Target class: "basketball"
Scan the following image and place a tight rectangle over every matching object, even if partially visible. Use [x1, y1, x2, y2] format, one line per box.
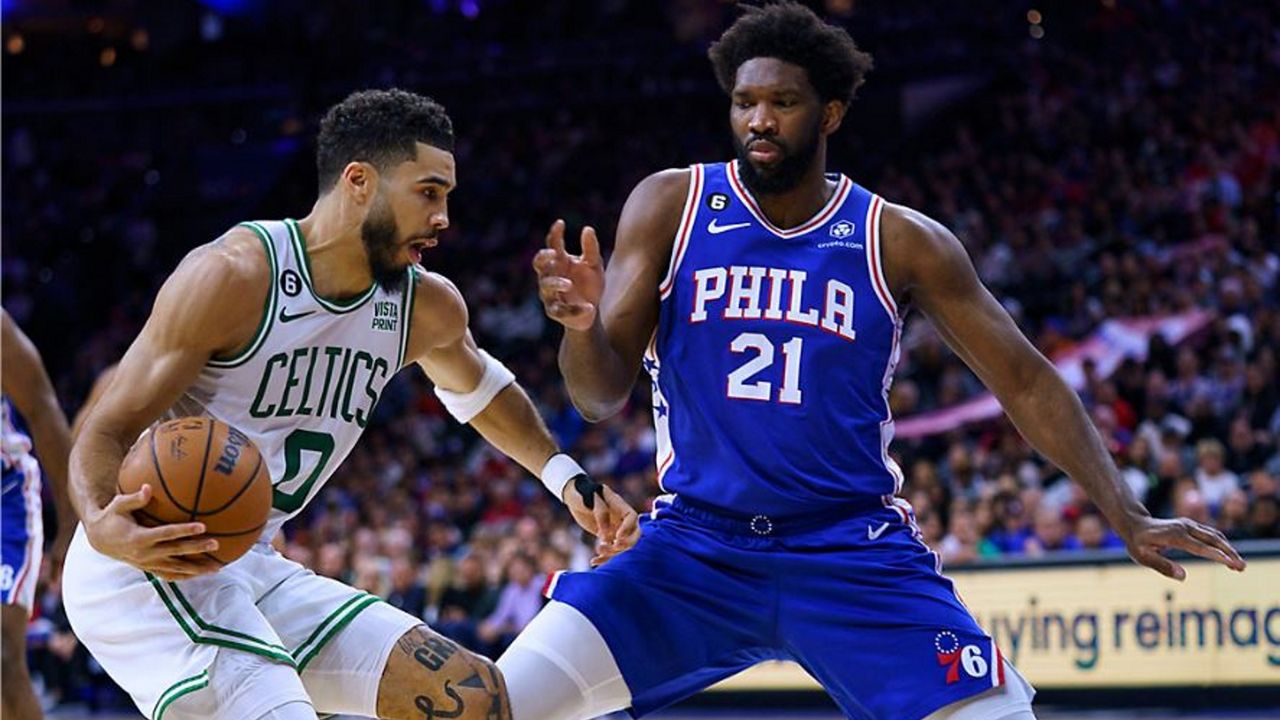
[118, 416, 271, 565]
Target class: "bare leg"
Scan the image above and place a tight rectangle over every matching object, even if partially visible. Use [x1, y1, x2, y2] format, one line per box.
[1, 603, 43, 720]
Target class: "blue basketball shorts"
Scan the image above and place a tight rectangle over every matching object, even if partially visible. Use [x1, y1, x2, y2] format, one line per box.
[2, 456, 44, 612]
[545, 495, 1010, 719]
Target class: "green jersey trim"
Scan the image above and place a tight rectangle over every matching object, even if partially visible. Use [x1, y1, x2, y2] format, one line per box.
[397, 266, 417, 369]
[284, 218, 377, 313]
[208, 222, 279, 368]
[292, 592, 381, 671]
[152, 670, 209, 720]
[146, 574, 297, 667]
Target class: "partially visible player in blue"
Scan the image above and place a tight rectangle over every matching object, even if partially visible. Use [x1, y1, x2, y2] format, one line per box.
[2, 308, 75, 719]
[509, 3, 1248, 719]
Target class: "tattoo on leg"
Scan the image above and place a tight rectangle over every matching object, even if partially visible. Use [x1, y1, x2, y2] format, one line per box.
[414, 680, 465, 719]
[413, 633, 459, 672]
[393, 626, 511, 720]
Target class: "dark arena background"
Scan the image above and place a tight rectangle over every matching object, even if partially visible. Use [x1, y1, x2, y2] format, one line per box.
[2, 0, 1277, 718]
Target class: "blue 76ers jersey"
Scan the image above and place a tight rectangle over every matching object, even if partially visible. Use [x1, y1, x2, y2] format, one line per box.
[646, 161, 904, 517]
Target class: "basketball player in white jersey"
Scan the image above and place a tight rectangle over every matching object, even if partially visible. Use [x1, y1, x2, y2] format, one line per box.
[63, 89, 639, 720]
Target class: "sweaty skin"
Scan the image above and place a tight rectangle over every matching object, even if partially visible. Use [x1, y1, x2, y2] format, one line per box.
[535, 57, 1244, 581]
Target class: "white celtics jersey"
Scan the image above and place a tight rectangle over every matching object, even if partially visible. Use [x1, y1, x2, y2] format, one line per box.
[169, 219, 416, 541]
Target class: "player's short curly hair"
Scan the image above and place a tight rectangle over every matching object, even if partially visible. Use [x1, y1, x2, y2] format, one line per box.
[708, 1, 874, 104]
[316, 88, 455, 190]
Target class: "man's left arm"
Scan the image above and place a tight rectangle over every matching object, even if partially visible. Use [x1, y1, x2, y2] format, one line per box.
[409, 272, 639, 558]
[1, 309, 75, 578]
[881, 205, 1245, 580]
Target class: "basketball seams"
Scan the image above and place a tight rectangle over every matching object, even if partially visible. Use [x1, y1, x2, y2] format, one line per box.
[192, 450, 263, 517]
[198, 521, 267, 538]
[129, 417, 269, 564]
[150, 426, 195, 514]
[187, 421, 216, 522]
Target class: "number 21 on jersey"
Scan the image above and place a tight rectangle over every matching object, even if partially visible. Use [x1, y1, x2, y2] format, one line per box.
[727, 333, 804, 404]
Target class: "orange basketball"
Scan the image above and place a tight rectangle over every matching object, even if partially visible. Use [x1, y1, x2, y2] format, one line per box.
[118, 416, 271, 565]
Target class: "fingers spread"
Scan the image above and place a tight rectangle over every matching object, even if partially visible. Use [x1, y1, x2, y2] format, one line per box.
[150, 536, 220, 560]
[539, 277, 573, 295]
[1189, 523, 1247, 570]
[1134, 547, 1185, 581]
[545, 219, 567, 253]
[142, 522, 208, 547]
[111, 484, 152, 512]
[532, 248, 564, 275]
[581, 226, 602, 265]
[1166, 530, 1236, 568]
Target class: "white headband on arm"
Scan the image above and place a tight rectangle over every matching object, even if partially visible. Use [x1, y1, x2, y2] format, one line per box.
[433, 349, 516, 424]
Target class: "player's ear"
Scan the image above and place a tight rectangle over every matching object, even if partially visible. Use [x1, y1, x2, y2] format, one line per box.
[821, 100, 847, 136]
[340, 161, 378, 205]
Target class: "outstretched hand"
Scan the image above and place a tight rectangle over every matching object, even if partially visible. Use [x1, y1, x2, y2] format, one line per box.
[534, 219, 605, 332]
[1122, 514, 1246, 580]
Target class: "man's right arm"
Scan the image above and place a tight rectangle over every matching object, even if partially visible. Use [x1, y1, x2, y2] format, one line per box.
[538, 169, 689, 421]
[71, 229, 267, 579]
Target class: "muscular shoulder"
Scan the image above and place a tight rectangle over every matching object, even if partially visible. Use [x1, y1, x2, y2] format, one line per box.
[620, 168, 691, 233]
[878, 202, 974, 306]
[176, 226, 272, 298]
[612, 167, 694, 273]
[408, 268, 468, 352]
[153, 226, 271, 352]
[629, 167, 692, 209]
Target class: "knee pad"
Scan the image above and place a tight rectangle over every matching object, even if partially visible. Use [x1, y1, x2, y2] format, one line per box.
[498, 600, 631, 720]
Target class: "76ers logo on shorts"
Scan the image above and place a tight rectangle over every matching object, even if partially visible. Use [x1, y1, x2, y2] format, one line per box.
[934, 631, 989, 684]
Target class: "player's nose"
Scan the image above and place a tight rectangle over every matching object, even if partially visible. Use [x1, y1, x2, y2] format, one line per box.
[748, 106, 777, 134]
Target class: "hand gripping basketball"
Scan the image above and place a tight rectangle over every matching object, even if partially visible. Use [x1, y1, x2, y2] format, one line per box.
[83, 484, 222, 582]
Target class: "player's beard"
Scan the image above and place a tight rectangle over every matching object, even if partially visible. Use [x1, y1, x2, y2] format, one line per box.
[361, 193, 411, 293]
[733, 117, 822, 196]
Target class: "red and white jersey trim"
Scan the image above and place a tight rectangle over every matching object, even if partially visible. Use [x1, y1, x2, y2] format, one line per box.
[5, 455, 43, 613]
[726, 161, 853, 239]
[658, 164, 705, 300]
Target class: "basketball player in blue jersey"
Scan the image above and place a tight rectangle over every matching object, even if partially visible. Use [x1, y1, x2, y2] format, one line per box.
[514, 3, 1248, 719]
[2, 308, 75, 719]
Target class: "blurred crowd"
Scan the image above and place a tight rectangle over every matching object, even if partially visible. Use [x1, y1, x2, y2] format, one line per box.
[2, 0, 1277, 711]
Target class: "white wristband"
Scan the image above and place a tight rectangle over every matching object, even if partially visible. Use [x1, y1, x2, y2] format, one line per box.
[434, 349, 516, 424]
[540, 453, 585, 502]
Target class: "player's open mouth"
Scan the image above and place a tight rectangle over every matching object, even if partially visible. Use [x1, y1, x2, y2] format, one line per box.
[408, 238, 435, 262]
